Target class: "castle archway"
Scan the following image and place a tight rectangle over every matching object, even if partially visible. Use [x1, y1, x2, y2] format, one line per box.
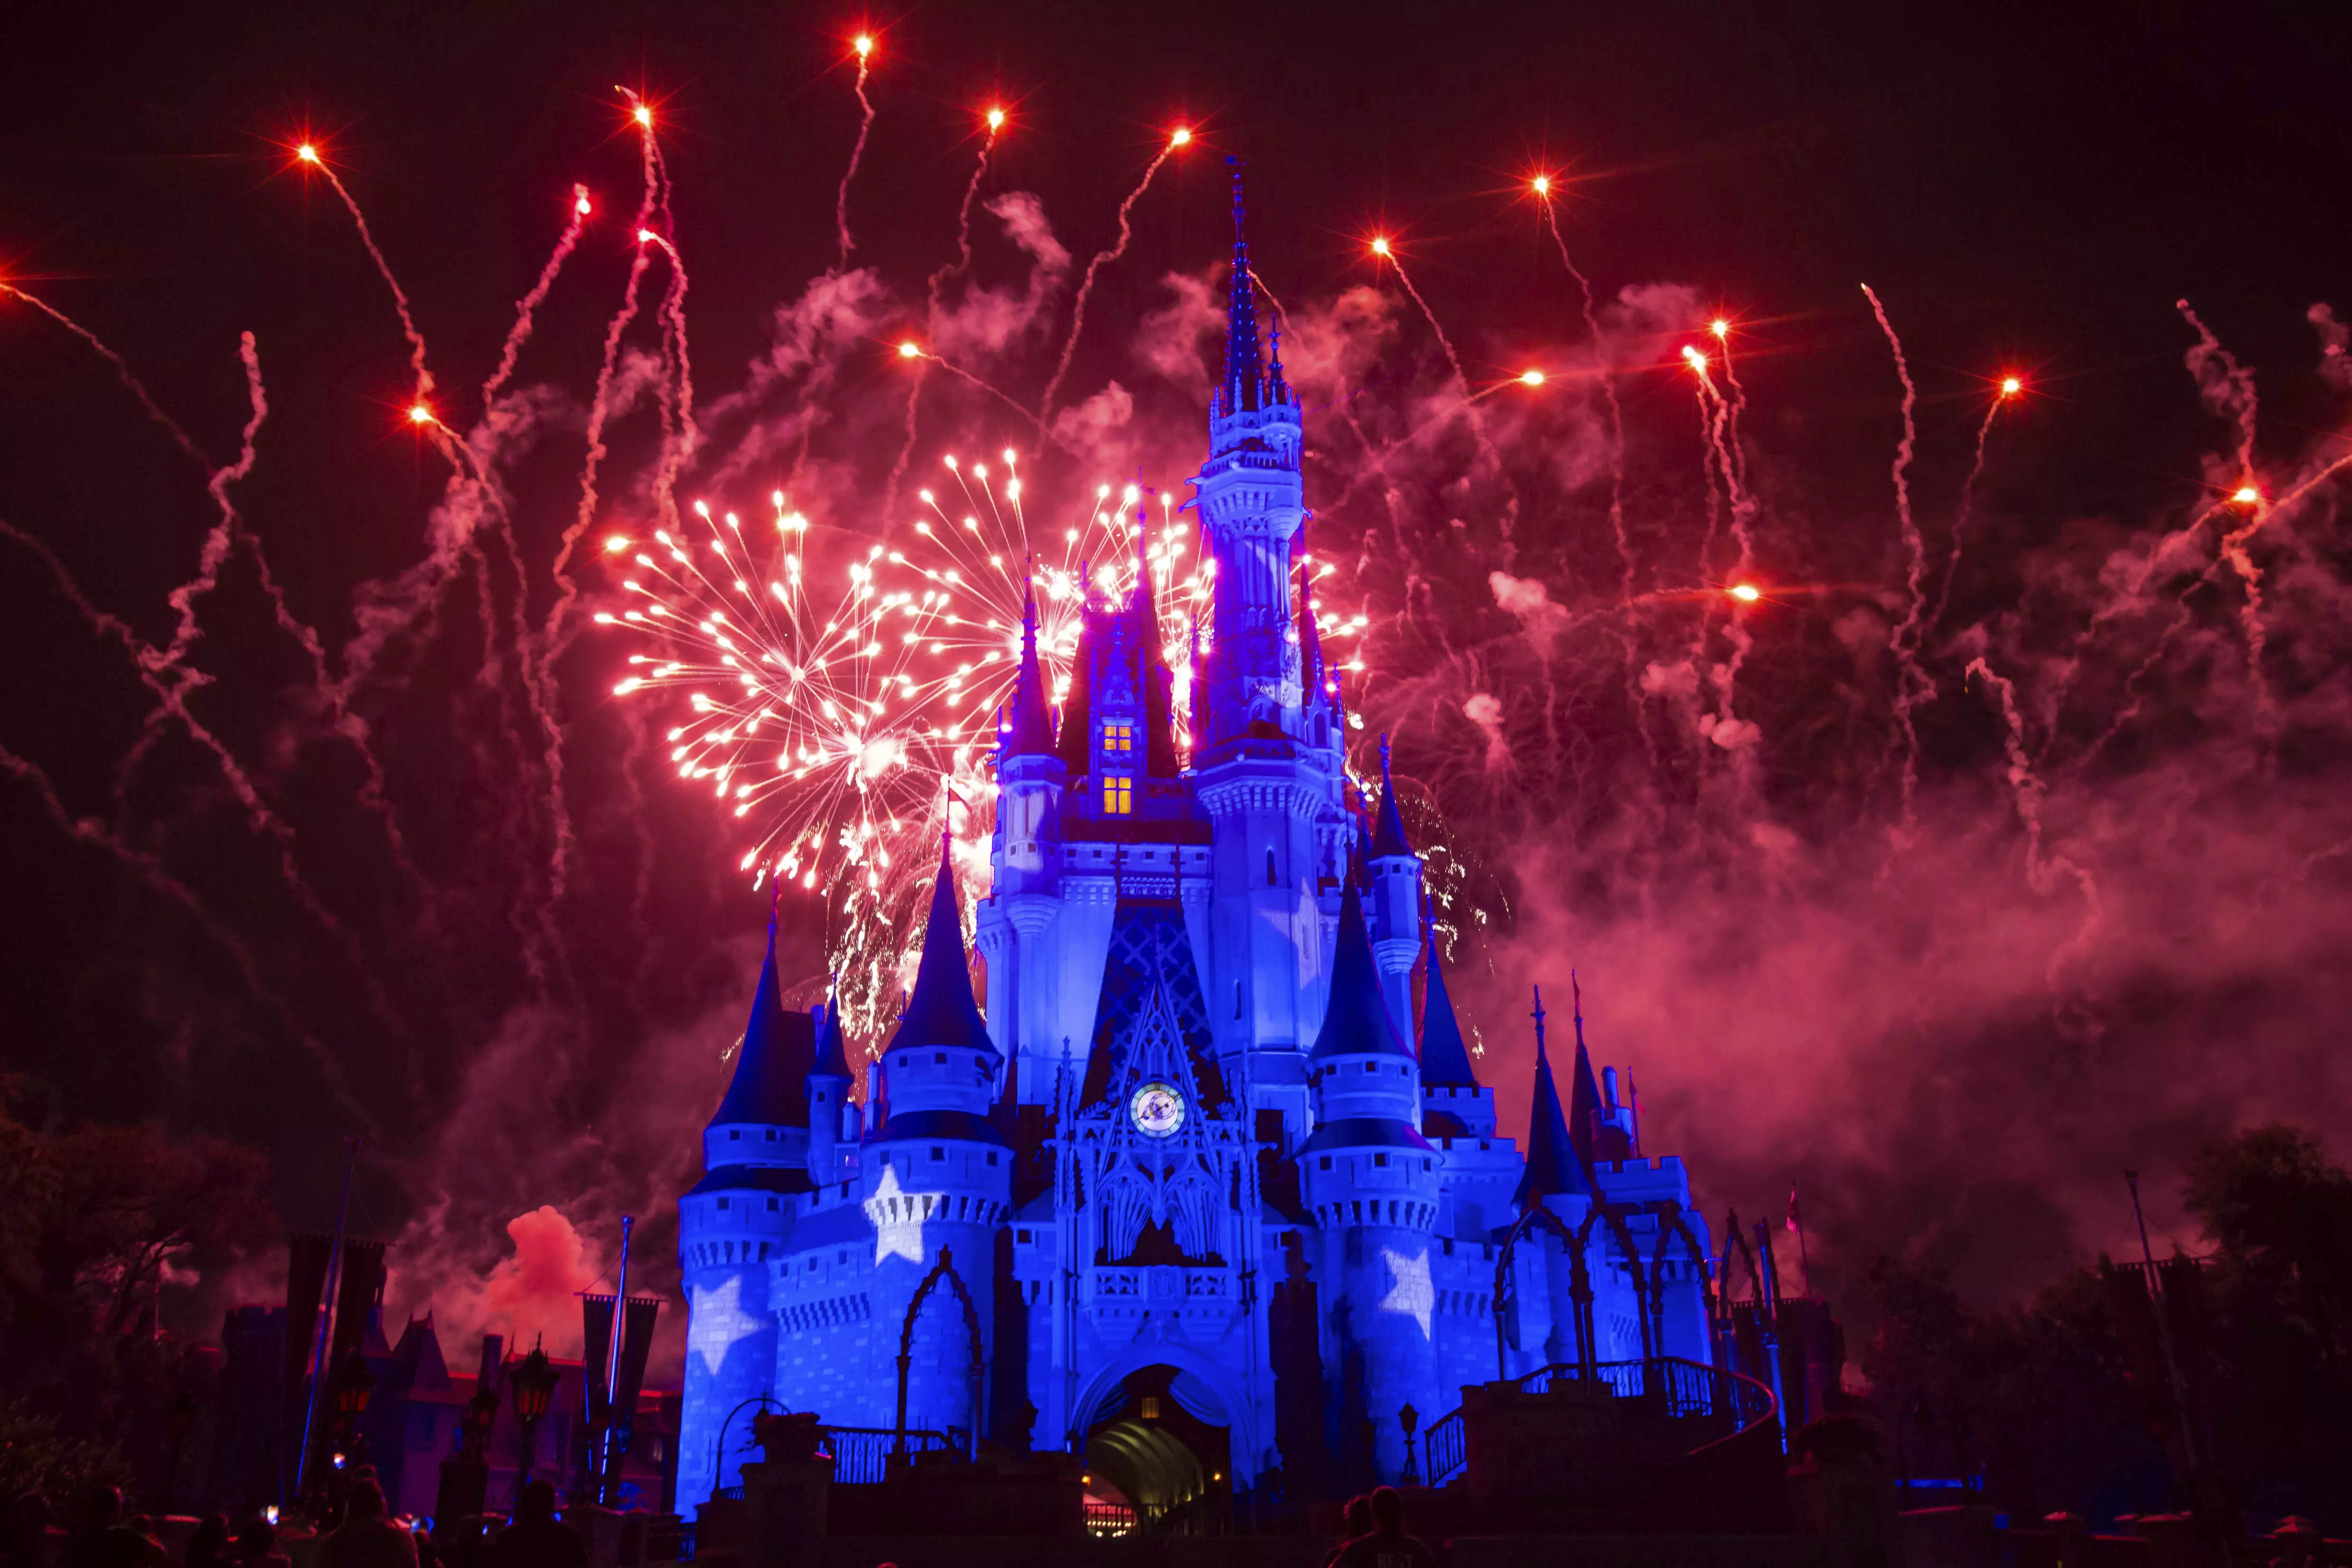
[1080, 1364, 1231, 1533]
[1068, 1344, 1260, 1484]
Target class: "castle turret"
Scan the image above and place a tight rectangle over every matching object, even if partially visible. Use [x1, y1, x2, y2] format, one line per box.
[806, 980, 856, 1185]
[1193, 157, 1304, 748]
[865, 841, 1011, 1443]
[1509, 988, 1596, 1369]
[982, 584, 1068, 1093]
[1365, 737, 1424, 1027]
[1300, 883, 1438, 1483]
[676, 907, 813, 1514]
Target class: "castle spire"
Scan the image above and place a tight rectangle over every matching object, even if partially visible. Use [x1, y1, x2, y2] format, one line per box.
[1296, 557, 1324, 695]
[1369, 734, 1414, 859]
[1416, 891, 1478, 1087]
[1309, 872, 1413, 1059]
[1513, 985, 1591, 1206]
[1567, 972, 1605, 1165]
[890, 833, 996, 1057]
[1003, 572, 1057, 757]
[1221, 156, 1263, 415]
[709, 888, 815, 1130]
[813, 971, 852, 1081]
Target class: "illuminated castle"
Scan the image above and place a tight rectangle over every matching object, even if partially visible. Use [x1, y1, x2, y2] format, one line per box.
[674, 168, 1716, 1519]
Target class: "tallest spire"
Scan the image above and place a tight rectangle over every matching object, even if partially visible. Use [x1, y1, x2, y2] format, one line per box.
[1222, 156, 1264, 415]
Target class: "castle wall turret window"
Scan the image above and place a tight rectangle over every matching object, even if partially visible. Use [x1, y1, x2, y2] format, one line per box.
[1103, 774, 1133, 814]
[1102, 721, 1133, 757]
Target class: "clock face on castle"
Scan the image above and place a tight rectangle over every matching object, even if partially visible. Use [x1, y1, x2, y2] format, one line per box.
[1129, 1080, 1185, 1138]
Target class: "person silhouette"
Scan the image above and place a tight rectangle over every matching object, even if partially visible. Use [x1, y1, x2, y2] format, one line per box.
[484, 1485, 582, 1568]
[1329, 1487, 1437, 1568]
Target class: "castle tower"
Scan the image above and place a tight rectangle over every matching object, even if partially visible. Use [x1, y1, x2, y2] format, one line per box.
[865, 841, 1012, 1445]
[1511, 990, 1594, 1370]
[1300, 883, 1439, 1483]
[980, 583, 1068, 1096]
[1416, 898, 1518, 1248]
[806, 982, 856, 1185]
[676, 909, 812, 1513]
[1190, 160, 1336, 1111]
[1365, 737, 1424, 1028]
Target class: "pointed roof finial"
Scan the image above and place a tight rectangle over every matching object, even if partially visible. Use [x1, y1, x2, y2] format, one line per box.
[1565, 968, 1605, 1166]
[1222, 155, 1263, 414]
[1370, 732, 1414, 859]
[890, 829, 997, 1056]
[813, 970, 852, 1080]
[1003, 567, 1056, 756]
[1309, 868, 1413, 1060]
[1515, 983, 1591, 1206]
[1417, 887, 1478, 1088]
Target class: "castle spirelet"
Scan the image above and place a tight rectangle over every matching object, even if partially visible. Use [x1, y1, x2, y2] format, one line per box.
[674, 164, 1715, 1520]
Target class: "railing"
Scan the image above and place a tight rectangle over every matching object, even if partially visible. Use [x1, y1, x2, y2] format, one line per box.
[816, 1425, 955, 1483]
[1084, 1502, 1136, 1536]
[1421, 1356, 1778, 1488]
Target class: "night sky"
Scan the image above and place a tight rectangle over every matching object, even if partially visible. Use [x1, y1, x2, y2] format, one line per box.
[4, 0, 2350, 1357]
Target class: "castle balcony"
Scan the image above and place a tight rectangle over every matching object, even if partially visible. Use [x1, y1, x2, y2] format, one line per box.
[1083, 1265, 1241, 1338]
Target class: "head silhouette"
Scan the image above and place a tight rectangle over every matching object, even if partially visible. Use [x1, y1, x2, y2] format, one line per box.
[1342, 1495, 1371, 1537]
[516, 1481, 558, 1525]
[1369, 1486, 1402, 1534]
[234, 1521, 277, 1559]
[190, 1516, 231, 1562]
[346, 1482, 387, 1524]
[83, 1488, 123, 1533]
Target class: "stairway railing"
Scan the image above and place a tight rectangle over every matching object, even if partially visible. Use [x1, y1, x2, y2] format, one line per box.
[1420, 1355, 1778, 1489]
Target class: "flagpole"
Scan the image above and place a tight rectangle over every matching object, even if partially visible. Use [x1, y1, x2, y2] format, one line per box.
[294, 1137, 361, 1508]
[1788, 1185, 1812, 1299]
[601, 1215, 634, 1505]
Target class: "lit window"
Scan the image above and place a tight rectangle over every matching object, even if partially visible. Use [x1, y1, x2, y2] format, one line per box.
[1103, 773, 1133, 814]
[1102, 721, 1134, 756]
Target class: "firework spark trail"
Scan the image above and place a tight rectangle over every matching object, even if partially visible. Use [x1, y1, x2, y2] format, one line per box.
[1967, 656, 2102, 989]
[2179, 300, 2277, 721]
[0, 283, 210, 462]
[2077, 442, 2352, 769]
[1863, 284, 1932, 844]
[1926, 395, 2008, 633]
[1038, 137, 1183, 425]
[309, 161, 435, 403]
[0, 739, 374, 1126]
[836, 47, 878, 265]
[1537, 204, 1641, 734]
[1716, 327, 1751, 495]
[483, 185, 594, 405]
[0, 518, 409, 1032]
[643, 231, 697, 533]
[889, 129, 1003, 516]
[534, 159, 664, 928]
[1377, 249, 1513, 543]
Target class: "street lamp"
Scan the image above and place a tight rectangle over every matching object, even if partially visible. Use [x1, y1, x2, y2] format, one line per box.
[334, 1351, 376, 1474]
[466, 1384, 500, 1462]
[1397, 1403, 1421, 1487]
[510, 1341, 562, 1500]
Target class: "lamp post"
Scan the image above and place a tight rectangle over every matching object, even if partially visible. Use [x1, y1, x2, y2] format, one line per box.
[165, 1390, 198, 1512]
[509, 1341, 562, 1504]
[1397, 1403, 1420, 1487]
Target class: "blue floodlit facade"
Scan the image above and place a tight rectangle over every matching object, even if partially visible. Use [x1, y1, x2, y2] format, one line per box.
[675, 169, 1714, 1517]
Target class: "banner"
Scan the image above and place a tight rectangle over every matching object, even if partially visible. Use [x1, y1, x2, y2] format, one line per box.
[581, 1294, 618, 1426]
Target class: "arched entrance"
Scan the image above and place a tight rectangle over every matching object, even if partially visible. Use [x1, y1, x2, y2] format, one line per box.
[1081, 1365, 1231, 1534]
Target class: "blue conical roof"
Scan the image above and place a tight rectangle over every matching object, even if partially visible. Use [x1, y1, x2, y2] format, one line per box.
[1567, 976, 1605, 1166]
[812, 977, 852, 1081]
[889, 837, 997, 1057]
[711, 910, 815, 1128]
[1310, 879, 1413, 1060]
[1417, 905, 1478, 1088]
[1513, 988, 1590, 1206]
[1003, 580, 1057, 758]
[1369, 735, 1414, 860]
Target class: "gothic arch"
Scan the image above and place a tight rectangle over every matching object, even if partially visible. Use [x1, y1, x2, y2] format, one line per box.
[895, 1245, 984, 1459]
[1574, 1203, 1653, 1360]
[1065, 1343, 1262, 1485]
[1491, 1206, 1591, 1381]
[1642, 1200, 1716, 1365]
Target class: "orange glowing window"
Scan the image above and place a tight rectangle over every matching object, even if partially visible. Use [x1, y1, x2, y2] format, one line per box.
[1102, 721, 1134, 756]
[1103, 773, 1134, 815]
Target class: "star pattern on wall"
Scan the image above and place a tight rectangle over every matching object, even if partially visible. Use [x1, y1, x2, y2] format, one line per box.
[1379, 1246, 1434, 1339]
[688, 1276, 765, 1377]
[864, 1164, 929, 1267]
